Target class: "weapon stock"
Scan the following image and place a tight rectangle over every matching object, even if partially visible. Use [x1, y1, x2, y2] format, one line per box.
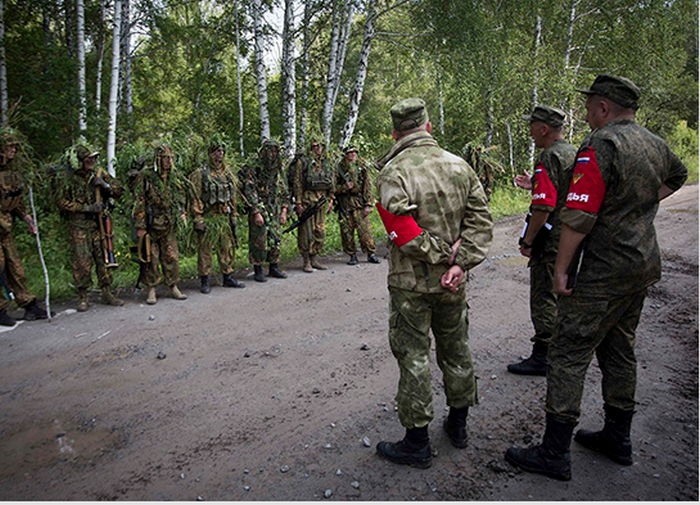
[0, 268, 15, 301]
[283, 195, 327, 234]
[95, 168, 118, 269]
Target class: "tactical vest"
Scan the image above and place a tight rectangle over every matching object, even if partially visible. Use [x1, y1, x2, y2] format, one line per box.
[0, 170, 23, 213]
[303, 157, 333, 191]
[201, 166, 234, 206]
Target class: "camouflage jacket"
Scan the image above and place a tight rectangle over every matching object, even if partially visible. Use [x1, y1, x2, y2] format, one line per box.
[561, 119, 688, 295]
[240, 157, 289, 217]
[55, 167, 121, 222]
[0, 163, 28, 231]
[132, 169, 187, 232]
[528, 139, 577, 263]
[293, 154, 334, 206]
[334, 158, 374, 211]
[189, 162, 238, 223]
[376, 131, 493, 293]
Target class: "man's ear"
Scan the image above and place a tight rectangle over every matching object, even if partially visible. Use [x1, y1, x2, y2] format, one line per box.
[426, 122, 432, 134]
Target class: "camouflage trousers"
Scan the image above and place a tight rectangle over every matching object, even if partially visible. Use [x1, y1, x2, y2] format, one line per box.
[529, 260, 558, 345]
[0, 226, 35, 310]
[297, 206, 326, 256]
[339, 208, 376, 256]
[68, 221, 113, 291]
[248, 212, 282, 265]
[388, 286, 477, 429]
[142, 226, 180, 288]
[197, 216, 236, 276]
[546, 289, 646, 424]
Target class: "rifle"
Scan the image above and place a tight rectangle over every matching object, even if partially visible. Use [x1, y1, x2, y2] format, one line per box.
[0, 267, 15, 301]
[95, 168, 118, 269]
[334, 195, 349, 222]
[283, 195, 327, 234]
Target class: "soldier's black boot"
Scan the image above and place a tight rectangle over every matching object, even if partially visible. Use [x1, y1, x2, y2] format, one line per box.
[505, 414, 575, 481]
[254, 265, 267, 283]
[507, 341, 548, 376]
[347, 254, 359, 265]
[268, 263, 287, 279]
[223, 273, 246, 288]
[0, 308, 16, 327]
[200, 275, 211, 294]
[23, 300, 50, 321]
[376, 426, 432, 469]
[443, 406, 469, 448]
[574, 404, 633, 465]
[367, 253, 380, 264]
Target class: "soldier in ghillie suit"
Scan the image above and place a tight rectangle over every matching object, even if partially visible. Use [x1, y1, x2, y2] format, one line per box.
[375, 98, 493, 468]
[0, 128, 50, 325]
[292, 137, 334, 272]
[131, 143, 188, 305]
[189, 136, 245, 293]
[240, 139, 289, 283]
[507, 106, 577, 376]
[55, 140, 124, 312]
[505, 75, 688, 481]
[334, 145, 380, 266]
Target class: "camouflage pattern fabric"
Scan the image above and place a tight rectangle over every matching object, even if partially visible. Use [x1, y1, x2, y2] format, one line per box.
[389, 286, 477, 428]
[196, 214, 235, 276]
[68, 220, 113, 289]
[529, 261, 557, 345]
[339, 207, 376, 256]
[335, 157, 376, 255]
[293, 154, 334, 255]
[0, 227, 35, 310]
[141, 227, 180, 288]
[547, 291, 645, 423]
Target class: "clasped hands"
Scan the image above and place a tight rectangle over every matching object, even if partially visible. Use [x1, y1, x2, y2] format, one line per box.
[441, 238, 464, 294]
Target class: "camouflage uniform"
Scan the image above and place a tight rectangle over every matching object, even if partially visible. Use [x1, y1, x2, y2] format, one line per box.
[55, 144, 123, 309]
[132, 146, 186, 293]
[334, 148, 378, 261]
[292, 142, 334, 270]
[376, 108, 493, 431]
[189, 148, 240, 279]
[240, 141, 289, 268]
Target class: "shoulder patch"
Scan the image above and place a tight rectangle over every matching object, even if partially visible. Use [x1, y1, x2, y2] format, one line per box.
[566, 147, 605, 213]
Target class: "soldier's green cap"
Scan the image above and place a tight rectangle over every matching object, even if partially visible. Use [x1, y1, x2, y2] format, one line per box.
[390, 98, 429, 131]
[343, 145, 358, 154]
[522, 105, 566, 127]
[260, 138, 280, 150]
[75, 144, 99, 160]
[576, 74, 641, 109]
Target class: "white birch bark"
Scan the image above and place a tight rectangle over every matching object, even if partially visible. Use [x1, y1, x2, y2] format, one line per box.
[298, 0, 312, 150]
[235, 0, 244, 157]
[107, 0, 122, 177]
[506, 121, 515, 180]
[95, 0, 106, 111]
[120, 0, 132, 116]
[437, 65, 444, 136]
[529, 14, 542, 165]
[252, 0, 270, 140]
[0, 0, 7, 126]
[321, 1, 342, 146]
[77, 0, 87, 131]
[340, 0, 376, 148]
[281, 0, 297, 155]
[331, 2, 353, 113]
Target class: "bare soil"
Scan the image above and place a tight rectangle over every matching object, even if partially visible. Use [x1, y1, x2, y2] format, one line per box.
[0, 184, 696, 501]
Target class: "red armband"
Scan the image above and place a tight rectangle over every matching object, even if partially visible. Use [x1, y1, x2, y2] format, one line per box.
[532, 161, 557, 208]
[566, 147, 605, 213]
[376, 203, 423, 247]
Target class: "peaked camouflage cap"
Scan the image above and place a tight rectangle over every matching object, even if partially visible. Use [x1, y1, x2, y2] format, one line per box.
[390, 98, 429, 131]
[0, 127, 22, 147]
[577, 74, 641, 110]
[522, 105, 566, 127]
[75, 142, 99, 161]
[343, 145, 358, 154]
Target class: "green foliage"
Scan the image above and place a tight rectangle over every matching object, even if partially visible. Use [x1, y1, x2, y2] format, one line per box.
[667, 121, 699, 183]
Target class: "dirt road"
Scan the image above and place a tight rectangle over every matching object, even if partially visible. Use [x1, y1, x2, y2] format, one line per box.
[0, 184, 696, 501]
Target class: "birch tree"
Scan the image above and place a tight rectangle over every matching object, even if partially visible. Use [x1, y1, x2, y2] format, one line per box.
[77, 0, 87, 131]
[235, 0, 244, 157]
[298, 0, 313, 150]
[252, 0, 270, 140]
[95, 0, 106, 111]
[120, 0, 132, 117]
[321, 1, 342, 146]
[0, 0, 7, 126]
[107, 0, 122, 177]
[281, 0, 297, 155]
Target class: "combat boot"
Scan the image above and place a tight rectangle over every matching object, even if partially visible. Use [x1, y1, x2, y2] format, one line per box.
[200, 275, 211, 294]
[23, 300, 50, 320]
[101, 287, 124, 306]
[574, 404, 633, 465]
[0, 308, 16, 327]
[443, 406, 469, 448]
[367, 253, 381, 264]
[505, 414, 575, 481]
[507, 341, 548, 376]
[310, 255, 327, 270]
[254, 265, 268, 283]
[170, 284, 187, 300]
[347, 254, 359, 265]
[377, 426, 432, 469]
[223, 273, 245, 288]
[268, 263, 287, 279]
[77, 289, 89, 312]
[146, 287, 157, 305]
[302, 254, 313, 273]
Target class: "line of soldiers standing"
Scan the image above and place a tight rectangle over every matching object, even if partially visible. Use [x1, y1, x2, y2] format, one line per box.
[0, 131, 381, 321]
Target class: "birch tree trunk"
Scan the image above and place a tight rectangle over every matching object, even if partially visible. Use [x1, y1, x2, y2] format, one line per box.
[252, 0, 270, 140]
[0, 0, 7, 126]
[565, 0, 578, 142]
[235, 0, 244, 157]
[321, 1, 342, 146]
[77, 0, 87, 131]
[120, 0, 132, 117]
[107, 0, 122, 177]
[298, 0, 312, 150]
[281, 0, 297, 155]
[340, 0, 376, 148]
[95, 0, 106, 111]
[529, 14, 542, 165]
[437, 65, 445, 136]
[331, 2, 353, 113]
[65, 0, 74, 59]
